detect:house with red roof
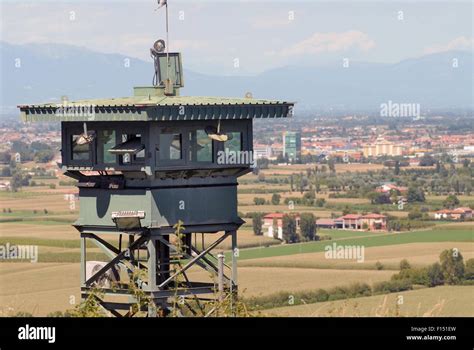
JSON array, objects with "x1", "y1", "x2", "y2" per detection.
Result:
[
  {"x1": 336, "y1": 213, "x2": 387, "y2": 231},
  {"x1": 263, "y1": 213, "x2": 300, "y2": 240},
  {"x1": 376, "y1": 184, "x2": 408, "y2": 194},
  {"x1": 433, "y1": 207, "x2": 472, "y2": 220}
]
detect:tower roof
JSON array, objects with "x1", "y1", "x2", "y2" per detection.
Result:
[{"x1": 19, "y1": 93, "x2": 294, "y2": 122}]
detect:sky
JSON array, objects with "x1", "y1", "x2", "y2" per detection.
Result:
[{"x1": 0, "y1": 0, "x2": 473, "y2": 75}]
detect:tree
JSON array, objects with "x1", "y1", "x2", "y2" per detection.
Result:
[
  {"x1": 399, "y1": 259, "x2": 411, "y2": 270},
  {"x1": 271, "y1": 193, "x2": 281, "y2": 205},
  {"x1": 394, "y1": 161, "x2": 400, "y2": 175},
  {"x1": 389, "y1": 188, "x2": 401, "y2": 204},
  {"x1": 464, "y1": 258, "x2": 474, "y2": 280},
  {"x1": 10, "y1": 171, "x2": 23, "y2": 192},
  {"x1": 272, "y1": 218, "x2": 279, "y2": 240},
  {"x1": 407, "y1": 186, "x2": 425, "y2": 203},
  {"x1": 328, "y1": 159, "x2": 336, "y2": 173},
  {"x1": 253, "y1": 197, "x2": 266, "y2": 205},
  {"x1": 342, "y1": 206, "x2": 352, "y2": 216},
  {"x1": 282, "y1": 214, "x2": 298, "y2": 243},
  {"x1": 443, "y1": 194, "x2": 460, "y2": 209},
  {"x1": 315, "y1": 198, "x2": 326, "y2": 207},
  {"x1": 299, "y1": 213, "x2": 316, "y2": 241},
  {"x1": 368, "y1": 192, "x2": 391, "y2": 205},
  {"x1": 426, "y1": 262, "x2": 444, "y2": 287},
  {"x1": 34, "y1": 149, "x2": 55, "y2": 163},
  {"x1": 256, "y1": 157, "x2": 270, "y2": 170},
  {"x1": 440, "y1": 249, "x2": 465, "y2": 285},
  {"x1": 302, "y1": 190, "x2": 316, "y2": 206},
  {"x1": 252, "y1": 213, "x2": 264, "y2": 236},
  {"x1": 0, "y1": 152, "x2": 11, "y2": 164},
  {"x1": 408, "y1": 208, "x2": 423, "y2": 220},
  {"x1": 419, "y1": 154, "x2": 435, "y2": 166}
]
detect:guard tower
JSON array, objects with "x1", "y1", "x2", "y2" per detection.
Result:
[{"x1": 18, "y1": 6, "x2": 294, "y2": 317}]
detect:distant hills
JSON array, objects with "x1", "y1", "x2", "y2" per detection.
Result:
[{"x1": 1, "y1": 41, "x2": 472, "y2": 114}]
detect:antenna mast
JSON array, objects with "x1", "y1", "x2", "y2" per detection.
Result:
[{"x1": 152, "y1": 0, "x2": 171, "y2": 89}]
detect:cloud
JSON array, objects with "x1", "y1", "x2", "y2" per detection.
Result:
[
  {"x1": 424, "y1": 36, "x2": 474, "y2": 54},
  {"x1": 279, "y1": 30, "x2": 375, "y2": 56}
]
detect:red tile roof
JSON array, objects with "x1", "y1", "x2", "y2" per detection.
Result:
[
  {"x1": 264, "y1": 213, "x2": 285, "y2": 219},
  {"x1": 341, "y1": 214, "x2": 362, "y2": 220},
  {"x1": 361, "y1": 213, "x2": 387, "y2": 219}
]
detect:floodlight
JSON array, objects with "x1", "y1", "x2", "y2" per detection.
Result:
[
  {"x1": 111, "y1": 210, "x2": 145, "y2": 231},
  {"x1": 74, "y1": 122, "x2": 95, "y2": 145},
  {"x1": 205, "y1": 121, "x2": 231, "y2": 142},
  {"x1": 151, "y1": 39, "x2": 166, "y2": 56}
]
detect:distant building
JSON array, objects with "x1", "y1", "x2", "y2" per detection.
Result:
[
  {"x1": 336, "y1": 213, "x2": 387, "y2": 231},
  {"x1": 283, "y1": 131, "x2": 301, "y2": 162},
  {"x1": 433, "y1": 207, "x2": 472, "y2": 220},
  {"x1": 0, "y1": 181, "x2": 11, "y2": 191},
  {"x1": 253, "y1": 144, "x2": 272, "y2": 159},
  {"x1": 263, "y1": 213, "x2": 300, "y2": 240},
  {"x1": 315, "y1": 218, "x2": 337, "y2": 229},
  {"x1": 376, "y1": 183, "x2": 408, "y2": 194},
  {"x1": 363, "y1": 137, "x2": 405, "y2": 157}
]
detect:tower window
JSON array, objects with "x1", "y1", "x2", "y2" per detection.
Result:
[
  {"x1": 189, "y1": 129, "x2": 213, "y2": 162},
  {"x1": 71, "y1": 133, "x2": 93, "y2": 161},
  {"x1": 159, "y1": 132, "x2": 182, "y2": 161},
  {"x1": 98, "y1": 130, "x2": 116, "y2": 164}
]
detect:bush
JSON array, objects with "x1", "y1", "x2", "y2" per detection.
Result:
[
  {"x1": 253, "y1": 197, "x2": 266, "y2": 205},
  {"x1": 315, "y1": 198, "x2": 326, "y2": 207},
  {"x1": 392, "y1": 266, "x2": 430, "y2": 286},
  {"x1": 399, "y1": 259, "x2": 411, "y2": 270},
  {"x1": 13, "y1": 311, "x2": 34, "y2": 317},
  {"x1": 318, "y1": 235, "x2": 332, "y2": 241},
  {"x1": 408, "y1": 209, "x2": 423, "y2": 220},
  {"x1": 425, "y1": 263, "x2": 444, "y2": 287},
  {"x1": 373, "y1": 280, "x2": 413, "y2": 294},
  {"x1": 464, "y1": 258, "x2": 474, "y2": 280},
  {"x1": 271, "y1": 193, "x2": 281, "y2": 205},
  {"x1": 375, "y1": 261, "x2": 384, "y2": 270}
]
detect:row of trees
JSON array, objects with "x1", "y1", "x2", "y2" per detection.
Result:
[
  {"x1": 393, "y1": 249, "x2": 472, "y2": 286},
  {"x1": 6, "y1": 140, "x2": 56, "y2": 163}
]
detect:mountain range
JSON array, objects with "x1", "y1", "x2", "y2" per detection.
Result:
[{"x1": 1, "y1": 41, "x2": 472, "y2": 114}]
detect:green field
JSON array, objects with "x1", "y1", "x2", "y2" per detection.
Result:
[{"x1": 227, "y1": 227, "x2": 473, "y2": 261}]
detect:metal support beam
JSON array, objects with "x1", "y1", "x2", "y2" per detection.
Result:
[
  {"x1": 231, "y1": 230, "x2": 238, "y2": 289},
  {"x1": 80, "y1": 227, "x2": 238, "y2": 317},
  {"x1": 85, "y1": 235, "x2": 147, "y2": 286},
  {"x1": 158, "y1": 232, "x2": 230, "y2": 288}
]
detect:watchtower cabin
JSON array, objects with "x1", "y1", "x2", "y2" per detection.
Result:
[{"x1": 18, "y1": 47, "x2": 294, "y2": 316}]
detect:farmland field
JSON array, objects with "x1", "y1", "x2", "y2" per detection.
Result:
[
  {"x1": 239, "y1": 242, "x2": 474, "y2": 270},
  {"x1": 265, "y1": 286, "x2": 474, "y2": 317},
  {"x1": 226, "y1": 226, "x2": 473, "y2": 261},
  {"x1": 0, "y1": 169, "x2": 473, "y2": 317}
]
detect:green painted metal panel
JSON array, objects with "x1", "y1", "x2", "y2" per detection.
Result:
[
  {"x1": 19, "y1": 92, "x2": 294, "y2": 122},
  {"x1": 76, "y1": 185, "x2": 239, "y2": 229}
]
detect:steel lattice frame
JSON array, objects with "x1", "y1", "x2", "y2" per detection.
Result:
[{"x1": 79, "y1": 227, "x2": 238, "y2": 317}]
